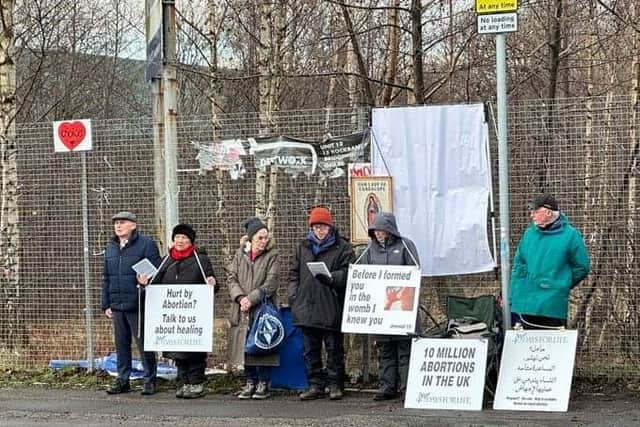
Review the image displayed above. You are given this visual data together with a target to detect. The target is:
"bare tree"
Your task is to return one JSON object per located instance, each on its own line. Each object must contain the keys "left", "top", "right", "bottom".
{"left": 0, "top": 0, "right": 20, "bottom": 349}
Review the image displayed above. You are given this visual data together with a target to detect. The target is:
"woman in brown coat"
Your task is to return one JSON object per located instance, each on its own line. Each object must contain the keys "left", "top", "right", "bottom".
{"left": 227, "top": 217, "right": 280, "bottom": 399}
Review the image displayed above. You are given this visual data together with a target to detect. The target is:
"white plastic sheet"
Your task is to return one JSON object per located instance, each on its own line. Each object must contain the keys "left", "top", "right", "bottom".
{"left": 371, "top": 104, "right": 495, "bottom": 276}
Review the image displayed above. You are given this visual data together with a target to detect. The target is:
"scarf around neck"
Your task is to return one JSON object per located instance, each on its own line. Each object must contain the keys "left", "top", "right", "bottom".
{"left": 170, "top": 245, "right": 196, "bottom": 260}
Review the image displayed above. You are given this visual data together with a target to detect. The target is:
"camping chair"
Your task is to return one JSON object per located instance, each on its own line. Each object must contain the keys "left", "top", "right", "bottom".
{"left": 444, "top": 294, "right": 503, "bottom": 399}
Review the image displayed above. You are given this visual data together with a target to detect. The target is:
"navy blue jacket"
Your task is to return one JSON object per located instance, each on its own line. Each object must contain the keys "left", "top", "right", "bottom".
{"left": 101, "top": 230, "right": 161, "bottom": 312}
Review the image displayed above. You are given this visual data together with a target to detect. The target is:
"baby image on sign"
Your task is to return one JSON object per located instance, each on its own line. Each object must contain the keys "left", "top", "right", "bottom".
{"left": 341, "top": 264, "right": 420, "bottom": 335}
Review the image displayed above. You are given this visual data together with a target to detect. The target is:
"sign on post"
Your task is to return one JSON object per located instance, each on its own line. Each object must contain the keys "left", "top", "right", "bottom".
{"left": 145, "top": 0, "right": 163, "bottom": 82}
{"left": 493, "top": 330, "right": 578, "bottom": 412}
{"left": 475, "top": 0, "right": 517, "bottom": 13}
{"left": 475, "top": 0, "right": 518, "bottom": 35}
{"left": 53, "top": 119, "right": 92, "bottom": 152}
{"left": 144, "top": 284, "right": 214, "bottom": 352}
{"left": 405, "top": 338, "right": 488, "bottom": 410}
{"left": 477, "top": 13, "right": 518, "bottom": 34}
{"left": 341, "top": 264, "right": 420, "bottom": 335}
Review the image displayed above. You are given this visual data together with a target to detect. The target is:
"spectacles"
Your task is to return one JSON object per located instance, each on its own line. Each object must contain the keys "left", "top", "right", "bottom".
{"left": 311, "top": 224, "right": 330, "bottom": 231}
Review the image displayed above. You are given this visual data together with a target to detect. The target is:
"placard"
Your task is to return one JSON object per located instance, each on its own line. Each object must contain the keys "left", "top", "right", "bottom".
{"left": 493, "top": 330, "right": 578, "bottom": 412}
{"left": 53, "top": 119, "right": 92, "bottom": 152}
{"left": 144, "top": 284, "right": 214, "bottom": 352}
{"left": 341, "top": 264, "right": 420, "bottom": 335}
{"left": 405, "top": 338, "right": 488, "bottom": 410}
{"left": 350, "top": 176, "right": 393, "bottom": 244}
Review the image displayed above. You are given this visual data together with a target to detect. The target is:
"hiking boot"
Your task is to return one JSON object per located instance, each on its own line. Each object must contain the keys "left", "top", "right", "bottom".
{"left": 106, "top": 381, "right": 131, "bottom": 395}
{"left": 299, "top": 385, "right": 324, "bottom": 401}
{"left": 238, "top": 381, "right": 256, "bottom": 399}
{"left": 175, "top": 384, "right": 187, "bottom": 398}
{"left": 141, "top": 382, "right": 156, "bottom": 396}
{"left": 183, "top": 383, "right": 206, "bottom": 399}
{"left": 328, "top": 385, "right": 343, "bottom": 400}
{"left": 373, "top": 389, "right": 396, "bottom": 401}
{"left": 252, "top": 381, "right": 270, "bottom": 400}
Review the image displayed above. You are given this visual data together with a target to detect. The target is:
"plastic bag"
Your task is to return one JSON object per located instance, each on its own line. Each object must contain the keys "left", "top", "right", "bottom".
{"left": 245, "top": 293, "right": 285, "bottom": 355}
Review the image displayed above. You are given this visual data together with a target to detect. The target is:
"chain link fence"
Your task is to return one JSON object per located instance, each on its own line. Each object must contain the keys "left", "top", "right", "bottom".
{"left": 2, "top": 97, "right": 638, "bottom": 380}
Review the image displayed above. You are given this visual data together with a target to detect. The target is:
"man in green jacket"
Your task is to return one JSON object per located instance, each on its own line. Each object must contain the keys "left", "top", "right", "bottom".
{"left": 510, "top": 194, "right": 590, "bottom": 329}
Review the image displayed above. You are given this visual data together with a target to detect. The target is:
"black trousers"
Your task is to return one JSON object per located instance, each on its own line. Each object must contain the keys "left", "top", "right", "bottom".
{"left": 376, "top": 339, "right": 411, "bottom": 394}
{"left": 512, "top": 313, "right": 566, "bottom": 329}
{"left": 301, "top": 327, "right": 345, "bottom": 389}
{"left": 112, "top": 310, "right": 157, "bottom": 384}
{"left": 174, "top": 353, "right": 207, "bottom": 385}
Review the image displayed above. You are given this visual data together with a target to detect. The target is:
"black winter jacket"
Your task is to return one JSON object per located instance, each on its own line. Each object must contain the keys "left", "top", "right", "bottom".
{"left": 289, "top": 230, "right": 354, "bottom": 331}
{"left": 151, "top": 248, "right": 217, "bottom": 360}
{"left": 101, "top": 230, "right": 161, "bottom": 312}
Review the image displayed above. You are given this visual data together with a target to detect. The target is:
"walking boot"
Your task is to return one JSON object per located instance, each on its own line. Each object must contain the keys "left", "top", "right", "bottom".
{"left": 299, "top": 385, "right": 324, "bottom": 401}
{"left": 252, "top": 381, "right": 271, "bottom": 399}
{"left": 238, "top": 380, "right": 256, "bottom": 399}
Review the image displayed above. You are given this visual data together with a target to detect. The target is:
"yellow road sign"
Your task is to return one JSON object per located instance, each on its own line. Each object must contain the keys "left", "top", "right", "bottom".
{"left": 476, "top": 0, "right": 518, "bottom": 14}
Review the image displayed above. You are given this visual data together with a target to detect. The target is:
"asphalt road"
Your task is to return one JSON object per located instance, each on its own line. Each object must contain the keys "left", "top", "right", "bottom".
{"left": 1, "top": 387, "right": 638, "bottom": 427}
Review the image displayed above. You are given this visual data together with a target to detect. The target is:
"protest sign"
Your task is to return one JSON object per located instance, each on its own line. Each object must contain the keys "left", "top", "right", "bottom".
{"left": 341, "top": 264, "right": 420, "bottom": 335}
{"left": 494, "top": 330, "right": 578, "bottom": 412}
{"left": 144, "top": 284, "right": 214, "bottom": 352}
{"left": 405, "top": 338, "right": 488, "bottom": 410}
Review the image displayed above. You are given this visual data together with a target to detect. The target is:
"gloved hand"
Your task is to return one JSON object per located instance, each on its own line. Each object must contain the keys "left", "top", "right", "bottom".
{"left": 315, "top": 273, "right": 334, "bottom": 286}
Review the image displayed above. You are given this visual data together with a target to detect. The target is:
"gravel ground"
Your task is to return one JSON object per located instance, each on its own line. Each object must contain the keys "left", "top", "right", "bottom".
{"left": 1, "top": 387, "right": 639, "bottom": 427}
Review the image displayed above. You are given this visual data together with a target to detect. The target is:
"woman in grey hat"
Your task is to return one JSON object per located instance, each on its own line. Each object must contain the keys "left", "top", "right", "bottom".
{"left": 227, "top": 217, "right": 280, "bottom": 400}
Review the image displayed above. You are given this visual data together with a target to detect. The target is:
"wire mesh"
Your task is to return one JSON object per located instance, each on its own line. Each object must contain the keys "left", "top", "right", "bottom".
{"left": 3, "top": 98, "right": 638, "bottom": 381}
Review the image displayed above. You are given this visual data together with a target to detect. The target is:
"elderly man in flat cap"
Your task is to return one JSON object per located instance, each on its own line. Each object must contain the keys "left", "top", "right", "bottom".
{"left": 101, "top": 211, "right": 161, "bottom": 395}
{"left": 510, "top": 194, "right": 590, "bottom": 329}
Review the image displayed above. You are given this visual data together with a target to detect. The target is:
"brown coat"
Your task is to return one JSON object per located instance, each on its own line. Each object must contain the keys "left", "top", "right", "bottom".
{"left": 226, "top": 245, "right": 280, "bottom": 367}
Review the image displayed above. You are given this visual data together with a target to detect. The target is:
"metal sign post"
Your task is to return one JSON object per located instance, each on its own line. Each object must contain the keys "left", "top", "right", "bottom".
{"left": 475, "top": 0, "right": 519, "bottom": 330}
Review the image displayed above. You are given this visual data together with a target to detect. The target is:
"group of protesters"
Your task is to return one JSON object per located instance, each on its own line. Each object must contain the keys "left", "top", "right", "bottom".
{"left": 101, "top": 194, "right": 590, "bottom": 401}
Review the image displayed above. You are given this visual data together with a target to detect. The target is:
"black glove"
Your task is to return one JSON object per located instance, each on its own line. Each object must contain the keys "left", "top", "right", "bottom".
{"left": 315, "top": 273, "right": 334, "bottom": 286}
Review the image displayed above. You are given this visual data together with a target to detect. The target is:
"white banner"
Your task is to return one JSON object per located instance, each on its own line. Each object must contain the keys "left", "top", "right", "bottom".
{"left": 493, "top": 330, "right": 578, "bottom": 412}
{"left": 405, "top": 338, "right": 488, "bottom": 410}
{"left": 371, "top": 104, "right": 495, "bottom": 276}
{"left": 341, "top": 264, "right": 420, "bottom": 335}
{"left": 144, "top": 284, "right": 214, "bottom": 352}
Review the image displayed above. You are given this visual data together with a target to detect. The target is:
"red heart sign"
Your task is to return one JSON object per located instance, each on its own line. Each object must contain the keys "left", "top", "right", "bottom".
{"left": 58, "top": 121, "right": 87, "bottom": 151}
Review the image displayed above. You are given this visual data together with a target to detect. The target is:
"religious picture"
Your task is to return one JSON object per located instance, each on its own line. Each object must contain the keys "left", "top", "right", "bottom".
{"left": 350, "top": 176, "right": 393, "bottom": 244}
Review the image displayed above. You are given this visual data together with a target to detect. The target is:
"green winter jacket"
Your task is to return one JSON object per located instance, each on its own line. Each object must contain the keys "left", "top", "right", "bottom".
{"left": 510, "top": 213, "right": 590, "bottom": 320}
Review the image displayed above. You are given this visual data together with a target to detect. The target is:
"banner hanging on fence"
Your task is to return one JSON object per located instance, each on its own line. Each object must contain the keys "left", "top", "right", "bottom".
{"left": 144, "top": 284, "right": 214, "bottom": 352}
{"left": 192, "top": 130, "right": 368, "bottom": 179}
{"left": 341, "top": 264, "right": 420, "bottom": 335}
{"left": 493, "top": 330, "right": 578, "bottom": 412}
{"left": 313, "top": 130, "right": 370, "bottom": 178}
{"left": 405, "top": 338, "right": 488, "bottom": 411}
{"left": 371, "top": 104, "right": 495, "bottom": 276}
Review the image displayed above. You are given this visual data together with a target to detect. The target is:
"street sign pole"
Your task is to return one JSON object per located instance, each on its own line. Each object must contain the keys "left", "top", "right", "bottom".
{"left": 496, "top": 33, "right": 511, "bottom": 330}
{"left": 475, "top": 0, "right": 517, "bottom": 330}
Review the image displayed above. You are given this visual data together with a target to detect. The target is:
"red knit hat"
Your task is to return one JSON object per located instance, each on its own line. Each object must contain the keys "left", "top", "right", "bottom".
{"left": 308, "top": 207, "right": 334, "bottom": 227}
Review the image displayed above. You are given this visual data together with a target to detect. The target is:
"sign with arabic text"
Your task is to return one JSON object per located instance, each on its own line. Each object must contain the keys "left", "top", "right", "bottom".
{"left": 493, "top": 330, "right": 578, "bottom": 412}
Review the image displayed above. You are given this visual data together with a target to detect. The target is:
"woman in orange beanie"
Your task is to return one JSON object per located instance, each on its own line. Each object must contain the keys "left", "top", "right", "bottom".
{"left": 289, "top": 206, "right": 354, "bottom": 401}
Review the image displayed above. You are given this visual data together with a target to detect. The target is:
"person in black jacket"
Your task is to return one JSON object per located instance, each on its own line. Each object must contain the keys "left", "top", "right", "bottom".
{"left": 289, "top": 207, "right": 354, "bottom": 401}
{"left": 140, "top": 223, "right": 218, "bottom": 399}
{"left": 359, "top": 212, "right": 420, "bottom": 401}
{"left": 102, "top": 211, "right": 161, "bottom": 395}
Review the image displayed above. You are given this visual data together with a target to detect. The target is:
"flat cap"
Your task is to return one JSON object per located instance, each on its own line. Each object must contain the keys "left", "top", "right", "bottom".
{"left": 529, "top": 194, "right": 559, "bottom": 212}
{"left": 111, "top": 211, "right": 137, "bottom": 222}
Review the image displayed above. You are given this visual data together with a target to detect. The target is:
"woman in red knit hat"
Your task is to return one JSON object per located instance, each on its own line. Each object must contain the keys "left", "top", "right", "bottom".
{"left": 288, "top": 206, "right": 354, "bottom": 401}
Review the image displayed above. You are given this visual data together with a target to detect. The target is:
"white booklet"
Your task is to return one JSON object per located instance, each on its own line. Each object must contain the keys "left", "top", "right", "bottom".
{"left": 306, "top": 261, "right": 330, "bottom": 277}
{"left": 131, "top": 258, "right": 158, "bottom": 278}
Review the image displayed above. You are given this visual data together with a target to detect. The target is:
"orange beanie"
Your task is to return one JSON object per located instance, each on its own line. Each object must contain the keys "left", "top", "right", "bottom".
{"left": 308, "top": 207, "right": 334, "bottom": 227}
